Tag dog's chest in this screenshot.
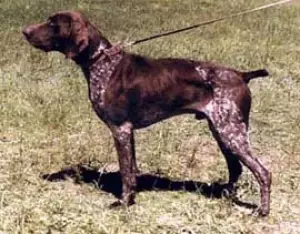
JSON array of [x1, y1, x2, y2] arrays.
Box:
[[88, 62, 112, 106], [85, 54, 123, 120]]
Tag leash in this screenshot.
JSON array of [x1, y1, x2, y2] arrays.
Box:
[[126, 0, 295, 47]]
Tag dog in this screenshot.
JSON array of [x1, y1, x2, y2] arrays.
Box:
[[23, 11, 271, 216]]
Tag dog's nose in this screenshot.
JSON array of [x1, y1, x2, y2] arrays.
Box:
[[22, 26, 32, 39]]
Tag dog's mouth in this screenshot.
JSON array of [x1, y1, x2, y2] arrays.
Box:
[[23, 37, 54, 53], [33, 45, 52, 52], [24, 39, 52, 52], [22, 26, 55, 52], [22, 30, 31, 41]]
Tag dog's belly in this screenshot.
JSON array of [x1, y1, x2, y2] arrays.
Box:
[[130, 106, 187, 129], [89, 100, 169, 128], [131, 110, 173, 128]]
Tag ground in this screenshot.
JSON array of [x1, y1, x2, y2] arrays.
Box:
[[0, 0, 300, 233]]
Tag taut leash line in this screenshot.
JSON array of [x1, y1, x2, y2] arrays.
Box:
[[128, 0, 295, 46]]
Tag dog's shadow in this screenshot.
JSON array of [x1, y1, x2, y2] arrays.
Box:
[[42, 164, 257, 210]]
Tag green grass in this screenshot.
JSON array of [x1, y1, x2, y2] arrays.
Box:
[[1, 0, 300, 233]]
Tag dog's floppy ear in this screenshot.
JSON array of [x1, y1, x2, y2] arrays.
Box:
[[57, 12, 89, 59], [67, 19, 89, 58]]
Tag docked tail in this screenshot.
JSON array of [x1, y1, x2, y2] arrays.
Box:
[[242, 69, 269, 83]]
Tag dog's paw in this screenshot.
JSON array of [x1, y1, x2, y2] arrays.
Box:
[[109, 196, 135, 209], [222, 183, 238, 198], [250, 206, 270, 217], [109, 200, 123, 209]]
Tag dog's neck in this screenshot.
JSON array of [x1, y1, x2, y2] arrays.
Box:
[[73, 23, 112, 66], [71, 25, 124, 106], [81, 42, 124, 106]]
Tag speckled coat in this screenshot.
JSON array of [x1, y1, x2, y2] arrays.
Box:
[[23, 11, 271, 215]]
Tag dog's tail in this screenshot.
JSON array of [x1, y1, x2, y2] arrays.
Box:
[[242, 69, 269, 83]]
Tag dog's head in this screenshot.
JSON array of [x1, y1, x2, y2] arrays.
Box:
[[23, 11, 107, 59]]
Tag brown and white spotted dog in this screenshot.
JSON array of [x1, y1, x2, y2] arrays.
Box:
[[23, 11, 271, 216]]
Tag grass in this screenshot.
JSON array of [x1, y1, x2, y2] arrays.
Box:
[[1, 0, 300, 233]]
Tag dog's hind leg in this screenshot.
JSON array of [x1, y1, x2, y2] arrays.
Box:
[[210, 125, 243, 189], [196, 110, 242, 187], [204, 99, 271, 216]]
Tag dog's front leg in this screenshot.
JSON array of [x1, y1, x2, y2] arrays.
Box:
[[110, 122, 137, 207]]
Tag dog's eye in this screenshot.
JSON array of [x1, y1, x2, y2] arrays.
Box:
[[48, 21, 56, 28], [48, 21, 60, 33]]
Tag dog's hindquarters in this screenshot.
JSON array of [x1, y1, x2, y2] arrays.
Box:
[[201, 81, 271, 215]]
